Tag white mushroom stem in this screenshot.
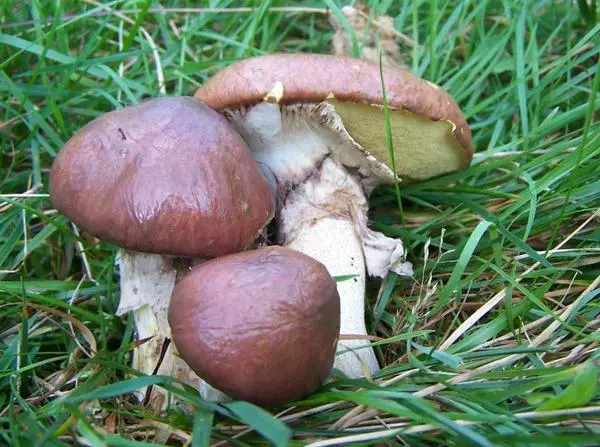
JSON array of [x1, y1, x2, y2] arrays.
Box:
[[282, 173, 378, 376], [288, 219, 378, 376], [116, 250, 227, 406], [281, 158, 413, 377], [225, 101, 413, 379]]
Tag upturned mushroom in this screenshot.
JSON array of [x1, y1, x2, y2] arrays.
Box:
[[195, 53, 473, 378], [169, 246, 340, 405], [49, 96, 274, 404]]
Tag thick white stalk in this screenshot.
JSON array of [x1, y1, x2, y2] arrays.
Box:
[[279, 158, 384, 378], [116, 250, 227, 406], [285, 216, 380, 377]]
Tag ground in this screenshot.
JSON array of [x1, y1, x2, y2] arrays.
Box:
[[1, 1, 599, 446]]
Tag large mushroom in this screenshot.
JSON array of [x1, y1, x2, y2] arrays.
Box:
[[49, 96, 274, 405], [195, 54, 473, 379], [169, 246, 340, 406]]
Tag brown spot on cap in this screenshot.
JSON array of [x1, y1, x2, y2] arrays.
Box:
[[50, 97, 274, 257], [168, 246, 340, 406], [194, 53, 473, 161]]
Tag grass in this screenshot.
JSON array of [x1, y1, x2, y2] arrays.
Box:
[[1, 0, 599, 445]]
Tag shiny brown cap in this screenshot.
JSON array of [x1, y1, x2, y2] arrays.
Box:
[[168, 246, 340, 406], [50, 97, 274, 258], [194, 53, 473, 161]]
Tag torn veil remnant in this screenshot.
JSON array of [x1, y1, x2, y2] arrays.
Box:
[[195, 53, 473, 379], [49, 97, 274, 406]]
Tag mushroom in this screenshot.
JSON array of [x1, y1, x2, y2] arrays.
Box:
[[194, 53, 473, 379], [168, 246, 340, 405], [49, 96, 275, 405]]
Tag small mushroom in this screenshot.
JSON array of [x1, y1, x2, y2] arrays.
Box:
[[168, 246, 340, 405], [195, 54, 473, 378], [49, 97, 274, 405]]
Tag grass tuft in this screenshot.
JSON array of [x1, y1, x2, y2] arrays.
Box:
[[1, 1, 599, 445]]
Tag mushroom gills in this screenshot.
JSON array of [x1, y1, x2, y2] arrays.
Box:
[[225, 101, 414, 378]]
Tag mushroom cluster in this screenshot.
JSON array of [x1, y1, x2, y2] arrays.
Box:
[[195, 54, 473, 378], [50, 53, 472, 407], [50, 96, 341, 405]]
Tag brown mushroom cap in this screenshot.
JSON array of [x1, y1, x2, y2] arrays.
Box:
[[194, 53, 473, 165], [168, 246, 341, 406], [50, 97, 274, 257]]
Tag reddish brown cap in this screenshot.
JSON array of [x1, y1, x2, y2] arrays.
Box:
[[194, 53, 473, 161], [50, 97, 274, 258], [168, 246, 340, 406]]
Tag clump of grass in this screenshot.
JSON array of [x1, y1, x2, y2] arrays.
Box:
[[1, 1, 599, 446]]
